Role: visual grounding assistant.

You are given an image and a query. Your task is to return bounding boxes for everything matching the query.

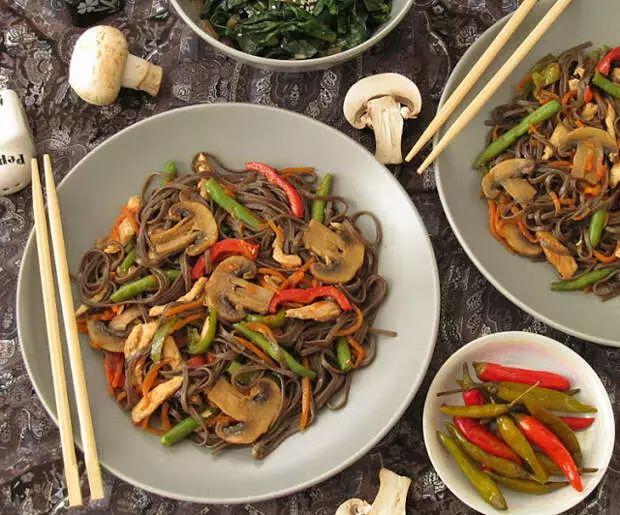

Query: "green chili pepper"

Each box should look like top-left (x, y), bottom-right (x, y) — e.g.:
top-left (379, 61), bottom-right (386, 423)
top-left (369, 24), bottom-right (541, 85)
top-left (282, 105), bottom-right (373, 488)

top-left (497, 415), bottom-right (548, 484)
top-left (233, 323), bottom-right (316, 378)
top-left (588, 209), bottom-right (607, 248)
top-left (532, 62), bottom-right (561, 90)
top-left (335, 336), bottom-right (353, 372)
top-left (524, 395), bottom-right (583, 466)
top-left (592, 71), bottom-right (620, 98)
top-left (484, 471), bottom-right (569, 495)
top-left (160, 407), bottom-right (218, 447)
top-left (150, 317), bottom-right (178, 363)
top-left (311, 173), bottom-right (334, 223)
top-left (535, 452), bottom-right (599, 476)
top-left (440, 403), bottom-right (512, 418)
top-left (490, 382), bottom-right (597, 413)
top-left (474, 100), bottom-right (562, 168)
top-left (437, 431), bottom-right (507, 510)
top-left (110, 270), bottom-right (181, 302)
top-left (203, 178), bottom-right (262, 230)
top-left (445, 423), bottom-right (530, 479)
top-left (551, 268), bottom-right (614, 291)
top-left (162, 160), bottom-right (177, 185)
top-left (118, 240), bottom-right (137, 272)
top-left (245, 312), bottom-right (287, 328)
top-left (187, 308), bottom-right (217, 355)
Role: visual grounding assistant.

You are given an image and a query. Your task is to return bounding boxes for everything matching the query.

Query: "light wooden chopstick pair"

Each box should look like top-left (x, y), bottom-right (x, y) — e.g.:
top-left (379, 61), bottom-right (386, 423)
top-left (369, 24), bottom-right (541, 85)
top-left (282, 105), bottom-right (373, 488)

top-left (407, 0), bottom-right (574, 173)
top-left (31, 155), bottom-right (104, 507)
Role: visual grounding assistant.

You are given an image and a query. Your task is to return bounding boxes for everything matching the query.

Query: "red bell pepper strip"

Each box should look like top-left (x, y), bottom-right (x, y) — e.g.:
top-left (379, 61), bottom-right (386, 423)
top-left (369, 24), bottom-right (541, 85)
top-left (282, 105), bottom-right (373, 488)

top-left (210, 239), bottom-right (260, 264)
top-left (584, 86), bottom-right (594, 104)
top-left (514, 414), bottom-right (583, 491)
top-left (559, 416), bottom-right (595, 431)
top-left (597, 46), bottom-right (620, 76)
top-left (473, 361), bottom-right (570, 391)
top-left (191, 255), bottom-right (206, 280)
top-left (104, 352), bottom-right (125, 394)
top-left (269, 286), bottom-right (352, 313)
top-left (454, 416), bottom-right (524, 465)
top-left (246, 162), bottom-right (304, 218)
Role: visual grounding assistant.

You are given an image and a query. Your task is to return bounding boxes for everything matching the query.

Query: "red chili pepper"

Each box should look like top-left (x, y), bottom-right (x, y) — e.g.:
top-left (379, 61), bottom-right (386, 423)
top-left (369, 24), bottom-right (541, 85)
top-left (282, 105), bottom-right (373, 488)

top-left (269, 286), bottom-right (352, 313)
top-left (460, 364), bottom-right (485, 406)
top-left (246, 162), bottom-right (304, 218)
top-left (104, 352), bottom-right (125, 394)
top-left (514, 414), bottom-right (583, 491)
top-left (210, 239), bottom-right (260, 264)
top-left (597, 46), bottom-right (620, 76)
top-left (187, 355), bottom-right (207, 368)
top-left (584, 86), bottom-right (593, 104)
top-left (191, 255), bottom-right (206, 280)
top-left (559, 416), bottom-right (595, 431)
top-left (454, 416), bottom-right (524, 464)
top-left (473, 361), bottom-right (570, 391)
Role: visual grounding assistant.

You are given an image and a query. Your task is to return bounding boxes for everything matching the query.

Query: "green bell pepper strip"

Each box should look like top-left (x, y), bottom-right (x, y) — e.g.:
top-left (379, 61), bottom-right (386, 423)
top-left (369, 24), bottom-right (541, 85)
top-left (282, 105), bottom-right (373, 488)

top-left (484, 472), bottom-right (569, 495)
top-left (187, 308), bottom-right (217, 355)
top-left (160, 407), bottom-right (218, 447)
top-left (150, 317), bottom-right (178, 363)
top-left (110, 270), bottom-right (181, 302)
top-left (437, 431), bottom-right (507, 510)
top-left (335, 336), bottom-right (353, 371)
top-left (225, 360), bottom-right (253, 384)
top-left (445, 423), bottom-right (530, 479)
top-left (162, 160), bottom-right (177, 184)
top-left (118, 240), bottom-right (137, 272)
top-left (233, 323), bottom-right (316, 378)
top-left (589, 209), bottom-right (606, 248)
top-left (532, 62), bottom-right (561, 90)
top-left (203, 178), bottom-right (262, 230)
top-left (474, 100), bottom-right (562, 168)
top-left (489, 382), bottom-right (597, 413)
top-left (592, 71), bottom-right (620, 99)
top-left (311, 173), bottom-right (334, 223)
top-left (550, 268), bottom-right (614, 291)
top-left (245, 312), bottom-right (286, 328)
top-left (439, 403), bottom-right (512, 418)
top-left (497, 415), bottom-right (548, 484)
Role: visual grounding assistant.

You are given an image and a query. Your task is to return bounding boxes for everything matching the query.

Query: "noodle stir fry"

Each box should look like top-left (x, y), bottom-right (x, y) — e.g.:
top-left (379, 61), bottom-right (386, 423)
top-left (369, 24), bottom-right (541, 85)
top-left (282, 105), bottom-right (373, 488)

top-left (75, 154), bottom-right (390, 458)
top-left (477, 43), bottom-right (620, 300)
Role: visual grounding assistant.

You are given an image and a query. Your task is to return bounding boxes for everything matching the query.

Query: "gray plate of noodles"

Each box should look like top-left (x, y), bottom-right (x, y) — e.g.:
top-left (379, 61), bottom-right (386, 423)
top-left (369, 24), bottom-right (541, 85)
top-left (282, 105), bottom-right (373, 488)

top-left (17, 104), bottom-right (439, 503)
top-left (436, 0), bottom-right (620, 347)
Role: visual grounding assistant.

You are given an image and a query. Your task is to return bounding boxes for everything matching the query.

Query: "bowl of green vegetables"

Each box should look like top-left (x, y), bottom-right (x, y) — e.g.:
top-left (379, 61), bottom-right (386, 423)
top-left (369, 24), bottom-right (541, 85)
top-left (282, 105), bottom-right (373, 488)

top-left (170, 0), bottom-right (412, 71)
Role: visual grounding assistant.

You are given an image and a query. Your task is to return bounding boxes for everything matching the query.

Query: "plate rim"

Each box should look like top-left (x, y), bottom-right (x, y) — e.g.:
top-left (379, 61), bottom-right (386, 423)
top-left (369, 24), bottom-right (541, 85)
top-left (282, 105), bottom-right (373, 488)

top-left (16, 102), bottom-right (441, 504)
top-left (434, 5), bottom-right (620, 348)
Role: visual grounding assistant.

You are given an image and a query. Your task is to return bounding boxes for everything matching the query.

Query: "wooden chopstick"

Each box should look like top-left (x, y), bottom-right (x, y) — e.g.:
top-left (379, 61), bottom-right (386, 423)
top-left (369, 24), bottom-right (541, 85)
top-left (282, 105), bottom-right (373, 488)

top-left (41, 155), bottom-right (105, 500)
top-left (405, 0), bottom-right (538, 163)
top-left (417, 0), bottom-right (573, 174)
top-left (31, 158), bottom-right (83, 507)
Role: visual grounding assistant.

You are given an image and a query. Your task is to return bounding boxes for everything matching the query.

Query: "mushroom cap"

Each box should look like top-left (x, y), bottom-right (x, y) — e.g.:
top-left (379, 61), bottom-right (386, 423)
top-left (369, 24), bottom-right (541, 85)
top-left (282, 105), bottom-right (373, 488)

top-left (69, 26), bottom-right (129, 106)
top-left (481, 159), bottom-right (536, 200)
top-left (86, 318), bottom-right (125, 353)
top-left (559, 127), bottom-right (619, 153)
top-left (498, 223), bottom-right (542, 257)
top-left (343, 73), bottom-right (422, 129)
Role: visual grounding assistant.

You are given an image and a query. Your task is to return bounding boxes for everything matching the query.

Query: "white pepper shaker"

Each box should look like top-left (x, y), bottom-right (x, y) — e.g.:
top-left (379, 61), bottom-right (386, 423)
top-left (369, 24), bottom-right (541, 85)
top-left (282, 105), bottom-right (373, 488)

top-left (0, 90), bottom-right (36, 195)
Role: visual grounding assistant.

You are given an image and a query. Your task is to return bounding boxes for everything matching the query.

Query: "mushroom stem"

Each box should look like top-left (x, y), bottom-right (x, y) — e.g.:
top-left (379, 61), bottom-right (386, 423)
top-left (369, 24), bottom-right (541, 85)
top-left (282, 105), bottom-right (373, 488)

top-left (366, 96), bottom-right (405, 165)
top-left (121, 54), bottom-right (163, 96)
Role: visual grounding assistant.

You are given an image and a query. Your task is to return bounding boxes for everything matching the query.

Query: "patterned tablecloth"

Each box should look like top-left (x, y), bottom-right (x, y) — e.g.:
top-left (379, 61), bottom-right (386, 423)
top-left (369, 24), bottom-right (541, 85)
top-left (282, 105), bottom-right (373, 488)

top-left (1, 0), bottom-right (618, 512)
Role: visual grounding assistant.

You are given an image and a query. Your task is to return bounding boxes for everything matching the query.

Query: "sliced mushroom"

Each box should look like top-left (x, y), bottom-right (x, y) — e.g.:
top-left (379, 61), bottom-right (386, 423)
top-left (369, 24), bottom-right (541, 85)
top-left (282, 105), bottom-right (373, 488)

top-left (542, 123), bottom-right (571, 160)
top-left (162, 336), bottom-right (183, 370)
top-left (285, 301), bottom-right (342, 322)
top-left (86, 319), bottom-right (126, 353)
top-left (149, 200), bottom-right (218, 257)
top-left (124, 321), bottom-right (158, 359)
top-left (271, 223), bottom-right (302, 268)
top-left (206, 378), bottom-right (281, 444)
top-left (498, 224), bottom-right (542, 257)
top-left (302, 220), bottom-right (365, 284)
top-left (335, 500), bottom-right (371, 515)
top-left (109, 306), bottom-right (142, 332)
top-left (131, 376), bottom-right (183, 424)
top-left (204, 256), bottom-right (274, 322)
top-left (559, 127), bottom-right (619, 184)
top-left (343, 73), bottom-right (422, 164)
top-left (336, 468), bottom-right (411, 515)
top-left (149, 277), bottom-right (208, 317)
top-left (536, 232), bottom-right (578, 279)
top-left (481, 159), bottom-right (536, 202)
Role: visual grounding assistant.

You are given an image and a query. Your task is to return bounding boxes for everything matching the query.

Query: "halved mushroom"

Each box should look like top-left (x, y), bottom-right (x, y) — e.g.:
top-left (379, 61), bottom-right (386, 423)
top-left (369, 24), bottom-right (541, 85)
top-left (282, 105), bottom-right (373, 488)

top-left (131, 376), bottom-right (183, 424)
top-left (149, 200), bottom-right (218, 257)
top-left (204, 256), bottom-right (274, 322)
top-left (108, 306), bottom-right (142, 332)
top-left (559, 127), bottom-right (619, 184)
top-left (149, 277), bottom-right (208, 317)
top-left (481, 159), bottom-right (536, 202)
top-left (536, 232), bottom-right (577, 279)
top-left (86, 319), bottom-right (126, 353)
top-left (498, 224), bottom-right (542, 257)
top-left (302, 220), bottom-right (365, 284)
top-left (206, 378), bottom-right (281, 444)
top-left (285, 301), bottom-right (341, 322)
top-left (343, 73), bottom-right (422, 164)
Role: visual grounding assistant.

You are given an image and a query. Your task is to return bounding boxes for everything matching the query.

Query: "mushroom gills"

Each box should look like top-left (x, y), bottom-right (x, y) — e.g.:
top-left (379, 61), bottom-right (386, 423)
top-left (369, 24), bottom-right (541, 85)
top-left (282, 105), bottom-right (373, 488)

top-left (86, 319), bottom-right (126, 353)
top-left (498, 224), bottom-right (542, 257)
top-left (481, 159), bottom-right (536, 201)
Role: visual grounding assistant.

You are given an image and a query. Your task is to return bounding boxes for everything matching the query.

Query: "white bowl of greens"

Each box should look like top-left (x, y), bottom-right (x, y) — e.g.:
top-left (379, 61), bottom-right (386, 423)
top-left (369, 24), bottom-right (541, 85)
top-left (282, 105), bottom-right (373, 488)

top-left (171, 0), bottom-right (413, 71)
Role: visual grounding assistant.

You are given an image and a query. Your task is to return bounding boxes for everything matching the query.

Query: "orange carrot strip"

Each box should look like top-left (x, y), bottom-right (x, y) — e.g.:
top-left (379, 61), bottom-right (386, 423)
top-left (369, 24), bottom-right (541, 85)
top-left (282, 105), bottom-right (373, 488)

top-left (347, 336), bottom-right (366, 368)
top-left (281, 167), bottom-right (314, 174)
top-left (116, 391), bottom-right (127, 402)
top-left (77, 319), bottom-right (88, 333)
top-left (89, 309), bottom-right (116, 321)
top-left (528, 123), bottom-right (544, 137)
top-left (142, 359), bottom-right (171, 396)
top-left (170, 313), bottom-right (204, 333)
top-left (593, 250), bottom-right (617, 263)
top-left (207, 413), bottom-right (234, 428)
top-left (549, 192), bottom-right (561, 214)
top-left (538, 89), bottom-right (561, 103)
top-left (549, 161), bottom-right (572, 168)
top-left (515, 74), bottom-right (532, 93)
top-left (583, 184), bottom-right (602, 197)
top-left (575, 120), bottom-right (585, 128)
top-left (334, 304), bottom-right (364, 337)
top-left (488, 201), bottom-right (501, 241)
top-left (161, 402), bottom-right (172, 431)
top-left (244, 322), bottom-right (278, 345)
top-left (234, 336), bottom-right (277, 366)
top-left (299, 356), bottom-right (312, 432)
top-left (562, 90), bottom-right (578, 106)
top-left (166, 299), bottom-right (205, 318)
top-left (279, 258), bottom-right (316, 290)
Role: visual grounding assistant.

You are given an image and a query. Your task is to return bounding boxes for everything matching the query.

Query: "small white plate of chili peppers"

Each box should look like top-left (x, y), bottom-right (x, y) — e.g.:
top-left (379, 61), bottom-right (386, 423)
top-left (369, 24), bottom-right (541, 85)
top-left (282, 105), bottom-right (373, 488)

top-left (422, 331), bottom-right (615, 515)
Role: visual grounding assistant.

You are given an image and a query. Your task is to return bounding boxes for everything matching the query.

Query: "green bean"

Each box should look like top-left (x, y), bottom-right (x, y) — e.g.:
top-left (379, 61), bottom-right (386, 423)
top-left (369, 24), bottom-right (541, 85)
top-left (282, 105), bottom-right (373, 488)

top-left (474, 100), bottom-right (562, 168)
top-left (335, 336), bottom-right (353, 371)
top-left (550, 269), bottom-right (614, 291)
top-left (589, 209), bottom-right (606, 248)
top-left (203, 178), bottom-right (262, 230)
top-left (233, 323), bottom-right (316, 378)
top-left (118, 240), bottom-right (137, 272)
top-left (437, 431), bottom-right (507, 510)
top-left (187, 308), bottom-right (217, 355)
top-left (593, 71), bottom-right (620, 98)
top-left (150, 318), bottom-right (178, 363)
top-left (311, 173), bottom-right (334, 223)
top-left (160, 408), bottom-right (218, 447)
top-left (109, 270), bottom-right (181, 302)
top-left (490, 382), bottom-right (597, 413)
top-left (497, 415), bottom-right (548, 484)
top-left (440, 403), bottom-right (512, 418)
top-left (245, 312), bottom-right (286, 329)
top-left (484, 472), bottom-right (569, 495)
top-left (162, 160), bottom-right (177, 184)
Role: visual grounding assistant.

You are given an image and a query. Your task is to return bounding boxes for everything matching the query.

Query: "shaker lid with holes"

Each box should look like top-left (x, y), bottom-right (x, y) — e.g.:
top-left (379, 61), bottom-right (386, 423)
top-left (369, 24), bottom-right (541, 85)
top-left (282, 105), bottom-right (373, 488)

top-left (0, 90), bottom-right (36, 195)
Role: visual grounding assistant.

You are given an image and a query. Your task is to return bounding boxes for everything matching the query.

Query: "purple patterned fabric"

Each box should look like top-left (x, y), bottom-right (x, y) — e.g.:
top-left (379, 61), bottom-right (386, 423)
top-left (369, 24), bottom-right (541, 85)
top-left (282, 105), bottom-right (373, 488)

top-left (0, 0), bottom-right (618, 512)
